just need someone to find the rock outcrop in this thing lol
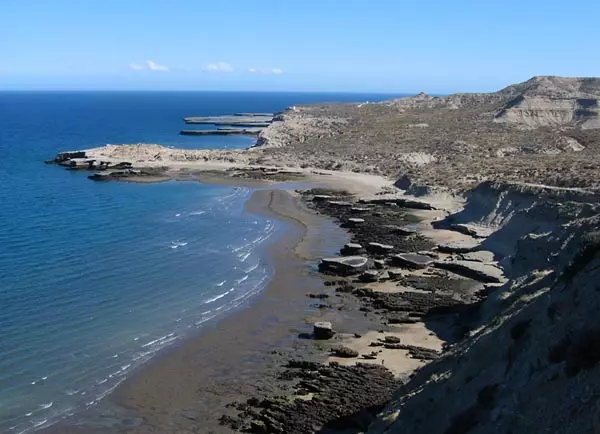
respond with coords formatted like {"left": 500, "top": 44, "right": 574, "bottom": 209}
{"left": 313, "top": 322, "right": 335, "bottom": 340}
{"left": 318, "top": 256, "right": 368, "bottom": 275}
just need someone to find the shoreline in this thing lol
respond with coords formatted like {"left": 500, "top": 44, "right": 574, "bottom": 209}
{"left": 41, "top": 156, "right": 470, "bottom": 433}
{"left": 43, "top": 181, "right": 351, "bottom": 433}
{"left": 37, "top": 78, "right": 600, "bottom": 433}
{"left": 111, "top": 186, "right": 354, "bottom": 433}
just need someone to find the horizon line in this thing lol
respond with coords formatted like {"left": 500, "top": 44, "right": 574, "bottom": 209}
{"left": 0, "top": 88, "right": 417, "bottom": 95}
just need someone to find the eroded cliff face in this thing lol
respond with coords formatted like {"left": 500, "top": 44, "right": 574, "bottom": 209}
{"left": 494, "top": 76, "right": 600, "bottom": 129}
{"left": 494, "top": 95, "right": 600, "bottom": 129}
{"left": 368, "top": 182, "right": 600, "bottom": 434}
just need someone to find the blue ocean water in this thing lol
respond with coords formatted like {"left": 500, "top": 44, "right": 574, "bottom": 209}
{"left": 0, "top": 91, "right": 403, "bottom": 433}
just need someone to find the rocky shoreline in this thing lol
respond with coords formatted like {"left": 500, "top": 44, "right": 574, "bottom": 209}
{"left": 217, "top": 186, "right": 507, "bottom": 433}
{"left": 44, "top": 76, "right": 600, "bottom": 433}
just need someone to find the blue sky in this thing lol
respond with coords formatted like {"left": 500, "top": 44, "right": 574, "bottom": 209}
{"left": 1, "top": 0, "right": 598, "bottom": 92}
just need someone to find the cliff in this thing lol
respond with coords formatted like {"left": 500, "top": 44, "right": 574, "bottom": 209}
{"left": 367, "top": 182, "right": 600, "bottom": 434}
{"left": 495, "top": 76, "right": 600, "bottom": 129}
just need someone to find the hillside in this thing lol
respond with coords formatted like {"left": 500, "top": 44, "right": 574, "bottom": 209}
{"left": 253, "top": 76, "right": 600, "bottom": 190}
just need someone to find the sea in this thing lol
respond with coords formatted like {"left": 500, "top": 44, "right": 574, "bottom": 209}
{"left": 0, "top": 91, "right": 403, "bottom": 433}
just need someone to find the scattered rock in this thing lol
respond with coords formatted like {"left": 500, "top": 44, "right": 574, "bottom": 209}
{"left": 373, "top": 259, "right": 387, "bottom": 269}
{"left": 319, "top": 256, "right": 368, "bottom": 275}
{"left": 307, "top": 293, "right": 330, "bottom": 299}
{"left": 367, "top": 242, "right": 395, "bottom": 254}
{"left": 362, "top": 198, "right": 435, "bottom": 210}
{"left": 383, "top": 336, "right": 401, "bottom": 344}
{"left": 362, "top": 352, "right": 379, "bottom": 360}
{"left": 359, "top": 270, "right": 380, "bottom": 283}
{"left": 335, "top": 282, "right": 355, "bottom": 293}
{"left": 55, "top": 151, "right": 87, "bottom": 162}
{"left": 387, "top": 268, "right": 407, "bottom": 279}
{"left": 328, "top": 200, "right": 353, "bottom": 207}
{"left": 459, "top": 250, "right": 495, "bottom": 263}
{"left": 418, "top": 250, "right": 440, "bottom": 259}
{"left": 340, "top": 242, "right": 363, "bottom": 255}
{"left": 313, "top": 322, "right": 335, "bottom": 339}
{"left": 383, "top": 343, "right": 440, "bottom": 360}
{"left": 435, "top": 222, "right": 492, "bottom": 238}
{"left": 434, "top": 260, "right": 505, "bottom": 283}
{"left": 382, "top": 224, "right": 418, "bottom": 236}
{"left": 437, "top": 240, "right": 481, "bottom": 253}
{"left": 88, "top": 169, "right": 151, "bottom": 181}
{"left": 343, "top": 217, "right": 366, "bottom": 228}
{"left": 331, "top": 346, "right": 359, "bottom": 358}
{"left": 391, "top": 253, "right": 435, "bottom": 269}
{"left": 359, "top": 270, "right": 381, "bottom": 282}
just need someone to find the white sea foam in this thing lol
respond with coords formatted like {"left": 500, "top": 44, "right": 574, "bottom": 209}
{"left": 189, "top": 211, "right": 206, "bottom": 216}
{"left": 236, "top": 275, "right": 248, "bottom": 284}
{"left": 217, "top": 280, "right": 226, "bottom": 287}
{"left": 169, "top": 241, "right": 188, "bottom": 249}
{"left": 231, "top": 243, "right": 251, "bottom": 252}
{"left": 32, "top": 419, "right": 48, "bottom": 428}
{"left": 239, "top": 251, "right": 251, "bottom": 262}
{"left": 142, "top": 333, "right": 176, "bottom": 348}
{"left": 245, "top": 264, "right": 259, "bottom": 273}
{"left": 39, "top": 402, "right": 52, "bottom": 410}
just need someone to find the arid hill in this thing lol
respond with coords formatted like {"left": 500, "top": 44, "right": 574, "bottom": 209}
{"left": 254, "top": 76, "right": 600, "bottom": 190}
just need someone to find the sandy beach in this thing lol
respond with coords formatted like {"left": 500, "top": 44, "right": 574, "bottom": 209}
{"left": 42, "top": 174, "right": 382, "bottom": 433}
{"left": 44, "top": 163, "right": 452, "bottom": 433}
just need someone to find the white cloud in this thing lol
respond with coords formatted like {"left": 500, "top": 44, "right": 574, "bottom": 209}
{"left": 248, "top": 67, "right": 284, "bottom": 75}
{"left": 145, "top": 60, "right": 169, "bottom": 71}
{"left": 128, "top": 60, "right": 169, "bottom": 72}
{"left": 202, "top": 62, "right": 234, "bottom": 72}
